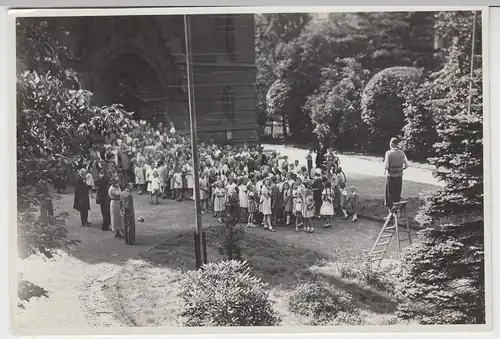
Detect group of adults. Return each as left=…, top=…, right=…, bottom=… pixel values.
left=72, top=166, right=136, bottom=244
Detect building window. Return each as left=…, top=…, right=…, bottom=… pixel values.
left=224, top=16, right=235, bottom=61
left=220, top=86, right=235, bottom=122
left=434, top=32, right=444, bottom=50
left=214, top=15, right=235, bottom=61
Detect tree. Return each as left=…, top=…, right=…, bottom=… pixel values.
left=255, top=13, right=310, bottom=134
left=304, top=58, right=370, bottom=151
left=257, top=12, right=439, bottom=145
left=400, top=80, right=439, bottom=161
left=16, top=18, right=136, bottom=308
left=361, top=66, right=424, bottom=153
left=398, top=11, right=485, bottom=325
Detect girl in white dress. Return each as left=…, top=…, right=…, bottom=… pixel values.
left=145, top=161, right=153, bottom=194
left=282, top=182, right=293, bottom=225
left=213, top=181, right=226, bottom=223
left=303, top=188, right=315, bottom=233
left=199, top=172, right=209, bottom=212
left=134, top=160, right=146, bottom=195
left=173, top=165, right=183, bottom=201
left=260, top=186, right=274, bottom=232
left=184, top=160, right=194, bottom=200
left=292, top=182, right=303, bottom=232
left=150, top=169, right=161, bottom=205
left=320, top=181, right=335, bottom=228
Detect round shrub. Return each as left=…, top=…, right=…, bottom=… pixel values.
left=361, top=66, right=424, bottom=153
left=179, top=260, right=281, bottom=327
left=287, top=280, right=355, bottom=326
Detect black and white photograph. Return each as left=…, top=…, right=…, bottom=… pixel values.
left=10, top=6, right=489, bottom=334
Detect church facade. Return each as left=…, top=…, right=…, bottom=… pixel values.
left=55, top=15, right=259, bottom=144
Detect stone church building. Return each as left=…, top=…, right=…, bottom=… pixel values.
left=54, top=15, right=259, bottom=143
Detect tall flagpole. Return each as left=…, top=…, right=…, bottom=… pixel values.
left=184, top=14, right=205, bottom=268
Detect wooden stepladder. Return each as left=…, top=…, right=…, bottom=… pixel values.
left=369, top=201, right=412, bottom=266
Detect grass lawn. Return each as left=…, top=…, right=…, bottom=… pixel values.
left=344, top=173, right=439, bottom=226
left=110, top=226, right=414, bottom=327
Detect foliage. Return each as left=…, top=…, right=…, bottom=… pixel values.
left=398, top=221, right=484, bottom=324
left=360, top=66, right=424, bottom=153
left=16, top=17, right=137, bottom=307
left=179, top=260, right=281, bottom=326
left=304, top=58, right=370, bottom=151
left=260, top=12, right=440, bottom=145
left=399, top=11, right=485, bottom=325
left=336, top=254, right=400, bottom=295
left=255, top=13, right=311, bottom=134
left=287, top=280, right=355, bottom=325
left=216, top=193, right=245, bottom=261
left=400, top=81, right=439, bottom=161
left=18, top=274, right=49, bottom=309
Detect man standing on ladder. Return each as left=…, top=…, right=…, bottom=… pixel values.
left=383, top=137, right=409, bottom=215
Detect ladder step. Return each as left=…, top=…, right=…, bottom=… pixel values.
left=381, top=234, right=393, bottom=238
left=386, top=226, right=396, bottom=230
left=371, top=256, right=383, bottom=262
left=376, top=240, right=391, bottom=246
left=371, top=249, right=386, bottom=255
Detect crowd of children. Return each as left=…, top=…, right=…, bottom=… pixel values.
left=90, top=120, right=360, bottom=233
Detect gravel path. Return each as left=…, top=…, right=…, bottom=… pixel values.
left=263, top=144, right=442, bottom=187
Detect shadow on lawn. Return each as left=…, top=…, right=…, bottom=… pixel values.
left=138, top=225, right=398, bottom=315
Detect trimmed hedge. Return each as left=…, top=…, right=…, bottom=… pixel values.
left=361, top=66, right=424, bottom=153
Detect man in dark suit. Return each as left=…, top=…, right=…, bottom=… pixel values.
left=96, top=169, right=111, bottom=231
left=120, top=182, right=136, bottom=245
left=73, top=168, right=91, bottom=227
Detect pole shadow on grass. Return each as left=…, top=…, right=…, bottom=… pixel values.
left=137, top=225, right=398, bottom=315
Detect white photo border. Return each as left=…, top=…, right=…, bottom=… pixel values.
left=1, top=4, right=495, bottom=339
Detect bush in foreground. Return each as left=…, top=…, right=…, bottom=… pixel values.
left=287, top=280, right=355, bottom=326
left=336, top=254, right=400, bottom=296
left=179, top=260, right=281, bottom=327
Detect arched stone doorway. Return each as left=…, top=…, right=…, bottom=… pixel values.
left=94, top=51, right=169, bottom=125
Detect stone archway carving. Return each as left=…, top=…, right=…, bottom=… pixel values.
left=92, top=46, right=170, bottom=124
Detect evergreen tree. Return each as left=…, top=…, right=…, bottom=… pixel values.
left=398, top=11, right=485, bottom=325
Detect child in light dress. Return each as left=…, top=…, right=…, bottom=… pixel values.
left=303, top=188, right=315, bottom=233
left=145, top=161, right=154, bottom=195
left=260, top=184, right=274, bottom=232
left=342, top=185, right=359, bottom=222
left=247, top=184, right=257, bottom=227
left=320, top=181, right=335, bottom=228
left=282, top=182, right=293, bottom=226
left=173, top=166, right=183, bottom=201
left=292, top=182, right=303, bottom=232
left=199, top=172, right=210, bottom=213
left=150, top=169, right=161, bottom=205
left=134, top=160, right=146, bottom=195
left=213, top=181, right=226, bottom=223
left=238, top=178, right=249, bottom=222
